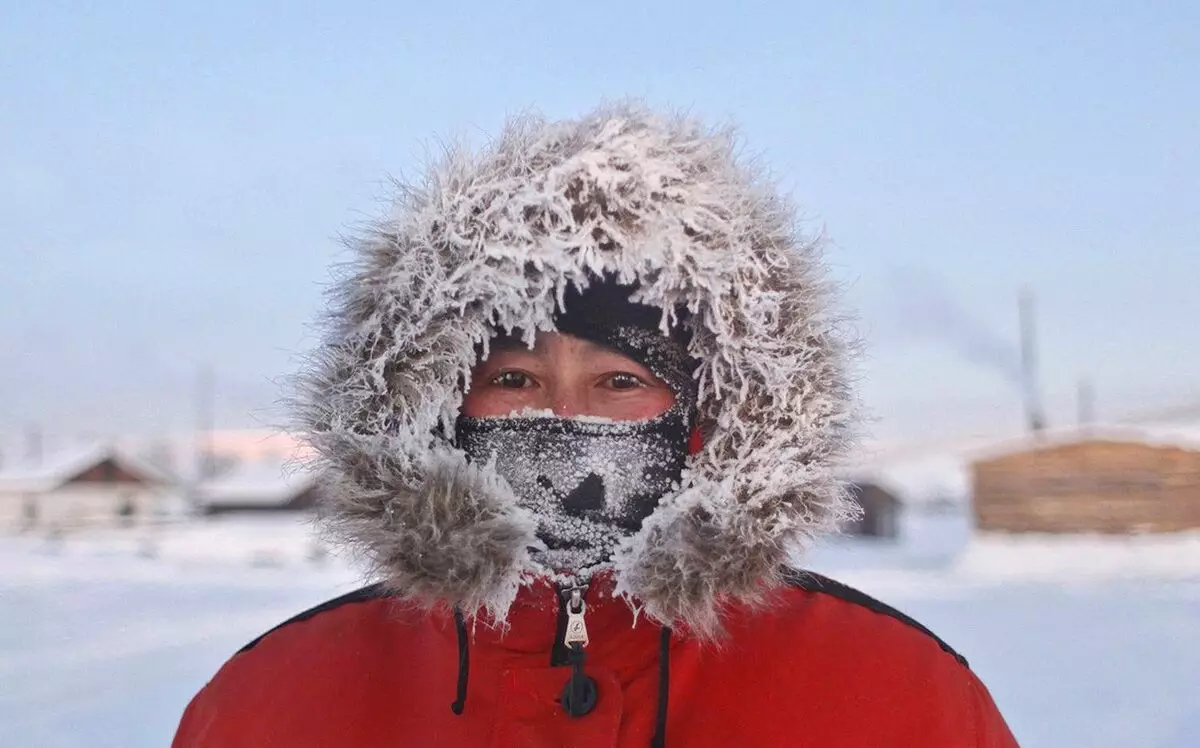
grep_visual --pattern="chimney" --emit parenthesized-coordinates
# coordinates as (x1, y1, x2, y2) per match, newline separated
(1018, 288, 1046, 435)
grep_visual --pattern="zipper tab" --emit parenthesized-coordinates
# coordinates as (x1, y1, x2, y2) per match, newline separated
(558, 585, 598, 717)
(563, 587, 589, 648)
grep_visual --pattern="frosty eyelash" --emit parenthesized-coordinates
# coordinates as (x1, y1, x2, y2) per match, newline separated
(489, 370, 538, 388)
(604, 372, 646, 390)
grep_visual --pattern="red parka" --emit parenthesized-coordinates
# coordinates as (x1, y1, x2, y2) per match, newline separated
(174, 571, 1017, 747)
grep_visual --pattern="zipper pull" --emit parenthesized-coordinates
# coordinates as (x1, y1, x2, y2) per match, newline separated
(559, 586, 597, 717)
(563, 587, 589, 648)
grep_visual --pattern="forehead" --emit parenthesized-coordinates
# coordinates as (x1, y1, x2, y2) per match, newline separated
(486, 332, 630, 361)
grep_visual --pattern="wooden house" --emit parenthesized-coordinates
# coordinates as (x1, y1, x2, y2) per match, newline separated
(970, 425, 1200, 534)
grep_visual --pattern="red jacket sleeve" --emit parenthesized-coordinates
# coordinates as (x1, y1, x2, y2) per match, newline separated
(969, 672, 1020, 747)
(172, 685, 215, 748)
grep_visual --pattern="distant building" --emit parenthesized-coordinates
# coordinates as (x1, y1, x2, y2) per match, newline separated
(970, 424, 1200, 534)
(193, 458, 321, 515)
(0, 445, 175, 531)
(844, 480, 901, 538)
(836, 458, 905, 537)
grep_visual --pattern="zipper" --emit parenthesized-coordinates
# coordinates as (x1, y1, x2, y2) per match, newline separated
(554, 583, 598, 717)
(564, 588, 590, 647)
(550, 583, 589, 666)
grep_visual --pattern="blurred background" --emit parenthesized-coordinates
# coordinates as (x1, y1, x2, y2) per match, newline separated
(1, 2, 1197, 746)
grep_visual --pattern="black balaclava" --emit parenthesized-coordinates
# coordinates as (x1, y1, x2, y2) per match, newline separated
(455, 280, 698, 575)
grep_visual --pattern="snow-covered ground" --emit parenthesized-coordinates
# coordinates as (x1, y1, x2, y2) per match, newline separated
(2, 512, 1198, 747)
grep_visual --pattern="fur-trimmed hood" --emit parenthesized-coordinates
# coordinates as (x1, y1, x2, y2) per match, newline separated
(296, 103, 858, 637)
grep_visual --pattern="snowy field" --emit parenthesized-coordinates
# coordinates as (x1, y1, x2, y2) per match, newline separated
(2, 512, 1198, 747)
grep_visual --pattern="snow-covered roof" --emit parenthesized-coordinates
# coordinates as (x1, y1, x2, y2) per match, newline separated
(969, 421, 1200, 464)
(192, 459, 318, 508)
(0, 444, 174, 494)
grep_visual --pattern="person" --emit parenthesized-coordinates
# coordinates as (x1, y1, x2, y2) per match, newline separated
(173, 103, 1019, 747)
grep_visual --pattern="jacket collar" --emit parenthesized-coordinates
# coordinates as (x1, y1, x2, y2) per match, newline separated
(435, 573, 657, 658)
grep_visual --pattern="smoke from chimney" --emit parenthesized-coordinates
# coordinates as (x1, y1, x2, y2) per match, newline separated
(881, 267, 1023, 385)
(880, 267, 1047, 433)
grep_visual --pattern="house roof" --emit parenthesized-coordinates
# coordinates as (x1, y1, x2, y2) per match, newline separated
(192, 458, 318, 508)
(0, 444, 173, 493)
(969, 420, 1200, 464)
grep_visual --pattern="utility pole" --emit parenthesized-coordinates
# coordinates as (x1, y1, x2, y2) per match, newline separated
(1018, 287, 1047, 435)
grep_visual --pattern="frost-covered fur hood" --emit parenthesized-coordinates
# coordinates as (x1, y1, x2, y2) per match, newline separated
(297, 103, 857, 637)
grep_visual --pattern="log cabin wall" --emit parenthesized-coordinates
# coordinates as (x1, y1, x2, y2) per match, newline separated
(971, 440, 1200, 534)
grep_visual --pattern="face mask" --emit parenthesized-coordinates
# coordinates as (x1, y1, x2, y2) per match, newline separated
(456, 411, 689, 573)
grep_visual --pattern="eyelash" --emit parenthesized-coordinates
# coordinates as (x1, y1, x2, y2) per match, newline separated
(491, 371, 534, 388)
(606, 373, 644, 390)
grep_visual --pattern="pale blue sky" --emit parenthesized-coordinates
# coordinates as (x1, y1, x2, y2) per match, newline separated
(2, 1, 1197, 445)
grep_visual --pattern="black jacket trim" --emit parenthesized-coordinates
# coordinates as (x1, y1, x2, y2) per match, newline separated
(233, 574, 968, 668)
(783, 568, 969, 668)
(237, 582, 390, 655)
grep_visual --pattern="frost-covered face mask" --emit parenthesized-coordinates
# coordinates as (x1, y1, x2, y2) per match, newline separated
(456, 278, 698, 573)
(456, 410, 690, 573)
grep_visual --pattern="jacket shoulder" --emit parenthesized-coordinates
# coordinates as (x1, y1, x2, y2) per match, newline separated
(172, 584, 411, 747)
(781, 568, 969, 667)
(236, 582, 391, 654)
(688, 571, 1018, 746)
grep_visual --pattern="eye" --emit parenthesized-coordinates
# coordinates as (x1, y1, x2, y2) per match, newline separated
(606, 373, 645, 391)
(491, 371, 535, 389)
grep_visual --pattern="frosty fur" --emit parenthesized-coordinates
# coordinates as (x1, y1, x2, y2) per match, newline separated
(295, 102, 858, 638)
